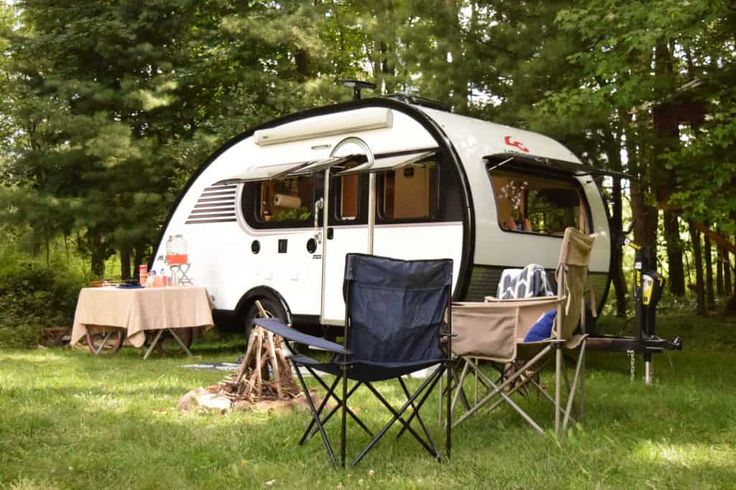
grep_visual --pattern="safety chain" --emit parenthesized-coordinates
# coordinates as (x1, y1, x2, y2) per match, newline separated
(627, 350, 636, 382)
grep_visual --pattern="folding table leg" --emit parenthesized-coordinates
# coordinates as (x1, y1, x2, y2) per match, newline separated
(143, 330, 164, 360)
(94, 332, 114, 355)
(167, 328, 193, 356)
(143, 329, 193, 359)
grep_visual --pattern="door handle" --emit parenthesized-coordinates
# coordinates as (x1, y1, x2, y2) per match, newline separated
(313, 198, 324, 244)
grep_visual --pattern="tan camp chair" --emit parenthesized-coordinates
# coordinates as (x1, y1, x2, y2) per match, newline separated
(451, 227, 596, 434)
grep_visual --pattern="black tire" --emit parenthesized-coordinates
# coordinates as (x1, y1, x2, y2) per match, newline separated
(242, 296, 288, 341)
(86, 331, 124, 354)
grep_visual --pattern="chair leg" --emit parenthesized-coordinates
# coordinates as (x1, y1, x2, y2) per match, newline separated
(396, 377, 438, 452)
(453, 347, 551, 428)
(301, 378, 372, 444)
(463, 359, 546, 434)
(446, 359, 452, 460)
(291, 360, 338, 467)
(356, 369, 444, 465)
(341, 365, 348, 468)
(562, 342, 586, 431)
(555, 344, 562, 435)
(451, 360, 471, 412)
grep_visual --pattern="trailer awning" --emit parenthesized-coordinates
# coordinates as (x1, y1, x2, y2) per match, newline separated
(484, 154, 632, 179)
(337, 148, 438, 176)
(214, 154, 363, 185)
(286, 154, 366, 177)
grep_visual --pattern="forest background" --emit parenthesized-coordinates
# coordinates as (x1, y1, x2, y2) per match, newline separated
(1, 0, 735, 346)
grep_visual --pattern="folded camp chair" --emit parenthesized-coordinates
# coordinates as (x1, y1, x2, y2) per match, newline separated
(254, 253, 453, 467)
(451, 227, 596, 434)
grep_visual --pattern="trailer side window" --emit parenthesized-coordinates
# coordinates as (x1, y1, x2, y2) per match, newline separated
(257, 175, 313, 224)
(338, 174, 359, 221)
(489, 169, 588, 235)
(380, 161, 438, 220)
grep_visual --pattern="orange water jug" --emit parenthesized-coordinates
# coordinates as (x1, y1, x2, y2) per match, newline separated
(165, 234, 188, 265)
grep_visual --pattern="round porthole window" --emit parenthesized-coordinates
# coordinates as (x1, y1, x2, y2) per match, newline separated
(251, 240, 260, 254)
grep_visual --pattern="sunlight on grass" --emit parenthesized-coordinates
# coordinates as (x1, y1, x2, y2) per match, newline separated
(1, 315, 735, 488)
(633, 440, 736, 469)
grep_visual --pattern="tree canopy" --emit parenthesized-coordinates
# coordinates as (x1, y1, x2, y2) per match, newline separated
(1, 0, 735, 313)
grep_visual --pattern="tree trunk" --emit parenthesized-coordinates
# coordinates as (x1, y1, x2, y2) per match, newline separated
(717, 246, 725, 296)
(120, 244, 132, 280)
(91, 251, 106, 279)
(704, 230, 714, 308)
(445, 0, 467, 112)
(689, 221, 706, 316)
(663, 211, 685, 295)
(604, 126, 627, 316)
(725, 247, 732, 296)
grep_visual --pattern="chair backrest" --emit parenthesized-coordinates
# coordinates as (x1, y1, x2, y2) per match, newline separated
(343, 254, 453, 364)
(555, 227, 595, 340)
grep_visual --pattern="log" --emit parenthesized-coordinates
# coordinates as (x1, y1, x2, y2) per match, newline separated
(207, 300, 300, 404)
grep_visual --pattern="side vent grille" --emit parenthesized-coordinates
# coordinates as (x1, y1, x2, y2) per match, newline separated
(186, 184, 238, 225)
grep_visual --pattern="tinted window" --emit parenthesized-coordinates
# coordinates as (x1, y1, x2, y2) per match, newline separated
(489, 169, 588, 235)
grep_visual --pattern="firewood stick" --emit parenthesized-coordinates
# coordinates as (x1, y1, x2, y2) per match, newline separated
(265, 331, 282, 398)
(254, 328, 263, 396)
(235, 325, 257, 385)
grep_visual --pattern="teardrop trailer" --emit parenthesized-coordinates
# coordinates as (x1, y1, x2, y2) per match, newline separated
(154, 96, 615, 338)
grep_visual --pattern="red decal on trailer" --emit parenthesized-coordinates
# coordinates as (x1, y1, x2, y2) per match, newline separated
(504, 136, 529, 153)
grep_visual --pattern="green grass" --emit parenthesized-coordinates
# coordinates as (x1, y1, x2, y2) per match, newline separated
(1, 315, 735, 489)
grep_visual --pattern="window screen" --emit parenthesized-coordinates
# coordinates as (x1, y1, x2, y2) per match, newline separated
(490, 169, 588, 235)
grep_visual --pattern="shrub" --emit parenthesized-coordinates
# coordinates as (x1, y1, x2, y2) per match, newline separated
(0, 252, 85, 348)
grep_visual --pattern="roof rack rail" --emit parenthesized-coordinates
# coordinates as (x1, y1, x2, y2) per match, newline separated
(384, 94, 451, 112)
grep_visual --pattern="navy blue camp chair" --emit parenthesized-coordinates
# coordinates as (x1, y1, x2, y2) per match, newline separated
(254, 253, 453, 467)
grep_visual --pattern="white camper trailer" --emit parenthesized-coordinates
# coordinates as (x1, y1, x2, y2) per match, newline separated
(154, 97, 611, 334)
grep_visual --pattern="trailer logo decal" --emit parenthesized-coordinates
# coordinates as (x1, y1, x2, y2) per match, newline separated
(504, 136, 529, 153)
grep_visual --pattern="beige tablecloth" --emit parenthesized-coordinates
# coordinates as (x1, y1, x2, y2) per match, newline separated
(70, 287, 214, 348)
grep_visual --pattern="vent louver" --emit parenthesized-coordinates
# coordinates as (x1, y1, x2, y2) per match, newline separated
(185, 184, 238, 225)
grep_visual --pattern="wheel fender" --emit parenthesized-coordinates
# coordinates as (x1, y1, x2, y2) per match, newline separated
(235, 286, 292, 324)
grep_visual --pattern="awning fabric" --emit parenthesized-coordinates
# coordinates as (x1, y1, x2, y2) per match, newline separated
(484, 154, 632, 179)
(287, 154, 365, 177)
(337, 149, 438, 176)
(215, 154, 364, 184)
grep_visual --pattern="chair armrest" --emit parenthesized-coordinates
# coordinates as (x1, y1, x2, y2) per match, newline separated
(482, 296, 564, 305)
(253, 318, 350, 355)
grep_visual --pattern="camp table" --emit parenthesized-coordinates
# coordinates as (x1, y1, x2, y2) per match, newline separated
(70, 286, 214, 358)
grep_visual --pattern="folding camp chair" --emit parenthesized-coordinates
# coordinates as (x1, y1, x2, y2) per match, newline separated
(254, 253, 453, 467)
(451, 227, 596, 434)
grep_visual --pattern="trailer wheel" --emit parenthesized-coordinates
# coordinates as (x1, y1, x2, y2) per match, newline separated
(243, 296, 287, 341)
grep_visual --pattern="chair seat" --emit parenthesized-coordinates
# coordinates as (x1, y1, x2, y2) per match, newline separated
(293, 354, 447, 382)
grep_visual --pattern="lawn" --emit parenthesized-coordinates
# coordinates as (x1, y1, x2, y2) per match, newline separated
(1, 314, 735, 489)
